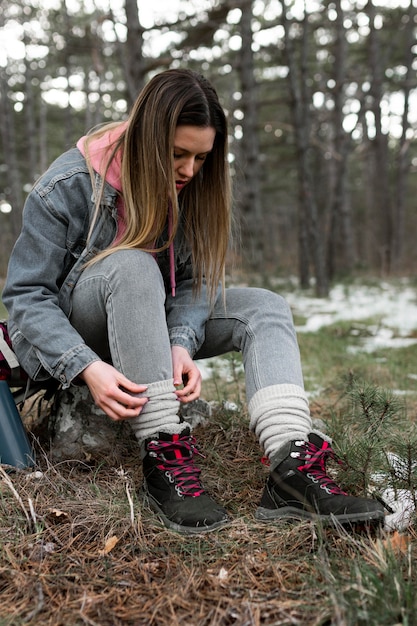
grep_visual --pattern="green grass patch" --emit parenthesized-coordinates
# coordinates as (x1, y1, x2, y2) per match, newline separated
(297, 322, 417, 402)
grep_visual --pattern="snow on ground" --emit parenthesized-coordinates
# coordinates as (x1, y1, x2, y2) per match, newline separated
(286, 280, 417, 352)
(198, 279, 417, 381)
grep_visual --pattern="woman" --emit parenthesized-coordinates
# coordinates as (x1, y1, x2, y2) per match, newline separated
(2, 69, 384, 534)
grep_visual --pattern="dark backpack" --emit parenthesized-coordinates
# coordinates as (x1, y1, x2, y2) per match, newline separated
(0, 321, 27, 386)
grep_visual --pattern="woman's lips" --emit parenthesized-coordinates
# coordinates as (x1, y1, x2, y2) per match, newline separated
(175, 180, 188, 191)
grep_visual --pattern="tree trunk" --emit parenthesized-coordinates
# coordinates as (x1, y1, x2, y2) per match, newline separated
(237, 0, 264, 269)
(0, 69, 23, 239)
(367, 0, 392, 274)
(282, 2, 328, 295)
(392, 2, 415, 271)
(23, 37, 38, 180)
(326, 0, 356, 279)
(39, 96, 48, 175)
(124, 0, 146, 106)
(62, 5, 74, 151)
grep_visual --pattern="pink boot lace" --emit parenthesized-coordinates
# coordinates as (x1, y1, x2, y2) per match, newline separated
(293, 439, 347, 496)
(147, 433, 205, 497)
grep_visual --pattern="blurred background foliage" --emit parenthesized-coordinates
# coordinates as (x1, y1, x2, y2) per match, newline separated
(0, 0, 416, 294)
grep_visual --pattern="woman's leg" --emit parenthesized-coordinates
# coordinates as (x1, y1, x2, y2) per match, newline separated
(195, 287, 311, 457)
(70, 250, 171, 382)
(70, 249, 184, 440)
(196, 287, 385, 525)
(70, 250, 228, 532)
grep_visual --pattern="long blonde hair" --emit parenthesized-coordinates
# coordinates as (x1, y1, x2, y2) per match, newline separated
(84, 69, 232, 302)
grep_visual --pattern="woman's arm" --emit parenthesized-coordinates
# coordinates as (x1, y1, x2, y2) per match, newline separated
(3, 154, 106, 386)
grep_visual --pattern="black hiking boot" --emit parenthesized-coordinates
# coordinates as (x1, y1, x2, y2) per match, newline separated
(255, 433, 385, 526)
(142, 429, 228, 534)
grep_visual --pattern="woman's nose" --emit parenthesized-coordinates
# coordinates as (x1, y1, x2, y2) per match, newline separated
(178, 158, 195, 178)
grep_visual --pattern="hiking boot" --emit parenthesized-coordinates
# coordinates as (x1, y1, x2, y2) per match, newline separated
(255, 432, 385, 526)
(142, 429, 228, 534)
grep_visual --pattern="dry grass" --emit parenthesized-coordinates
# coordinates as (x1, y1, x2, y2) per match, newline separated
(1, 401, 416, 626)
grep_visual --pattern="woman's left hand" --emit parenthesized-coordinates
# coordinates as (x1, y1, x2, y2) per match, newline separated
(171, 345, 202, 403)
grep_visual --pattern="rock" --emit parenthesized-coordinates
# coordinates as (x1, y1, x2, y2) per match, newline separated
(48, 385, 213, 461)
(48, 386, 133, 462)
(311, 418, 327, 434)
(180, 398, 212, 428)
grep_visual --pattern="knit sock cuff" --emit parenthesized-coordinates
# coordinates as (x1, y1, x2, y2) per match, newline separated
(248, 384, 311, 459)
(130, 378, 191, 443)
(248, 384, 308, 431)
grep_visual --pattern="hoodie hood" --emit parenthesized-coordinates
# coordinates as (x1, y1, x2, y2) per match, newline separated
(77, 122, 126, 193)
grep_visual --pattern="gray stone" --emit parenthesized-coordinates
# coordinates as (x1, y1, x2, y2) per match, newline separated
(180, 398, 212, 428)
(48, 385, 213, 461)
(311, 418, 328, 434)
(48, 385, 133, 461)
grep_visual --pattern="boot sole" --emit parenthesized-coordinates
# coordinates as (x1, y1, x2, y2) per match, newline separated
(255, 505, 385, 526)
(145, 493, 229, 535)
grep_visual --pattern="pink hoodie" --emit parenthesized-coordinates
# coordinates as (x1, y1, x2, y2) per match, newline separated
(77, 124, 176, 296)
(77, 123, 126, 245)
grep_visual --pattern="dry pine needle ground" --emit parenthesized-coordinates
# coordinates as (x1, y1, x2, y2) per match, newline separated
(0, 404, 416, 626)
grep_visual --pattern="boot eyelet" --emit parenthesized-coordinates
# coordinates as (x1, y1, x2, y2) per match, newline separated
(165, 471, 174, 483)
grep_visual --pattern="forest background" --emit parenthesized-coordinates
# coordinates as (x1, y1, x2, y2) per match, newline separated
(0, 0, 416, 296)
(1, 3, 417, 624)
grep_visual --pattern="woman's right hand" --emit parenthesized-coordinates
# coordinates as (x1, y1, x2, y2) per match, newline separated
(79, 361, 148, 421)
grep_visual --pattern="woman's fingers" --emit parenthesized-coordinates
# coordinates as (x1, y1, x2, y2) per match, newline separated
(80, 361, 149, 420)
(171, 345, 202, 403)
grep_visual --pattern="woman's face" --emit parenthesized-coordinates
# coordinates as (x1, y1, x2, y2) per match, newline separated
(173, 125, 216, 193)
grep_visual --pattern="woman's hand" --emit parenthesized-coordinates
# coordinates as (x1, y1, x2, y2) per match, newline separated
(171, 345, 202, 403)
(79, 361, 148, 421)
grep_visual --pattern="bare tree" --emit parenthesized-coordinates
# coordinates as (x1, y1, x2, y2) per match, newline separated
(23, 35, 38, 180)
(0, 69, 23, 239)
(326, 0, 356, 279)
(282, 2, 328, 296)
(0, 68, 23, 273)
(366, 0, 393, 274)
(392, 2, 416, 271)
(236, 0, 264, 268)
(123, 0, 147, 105)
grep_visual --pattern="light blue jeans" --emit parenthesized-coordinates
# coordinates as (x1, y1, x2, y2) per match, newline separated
(69, 249, 304, 405)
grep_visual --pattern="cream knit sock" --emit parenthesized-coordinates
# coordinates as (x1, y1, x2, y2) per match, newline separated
(248, 384, 312, 459)
(129, 378, 191, 443)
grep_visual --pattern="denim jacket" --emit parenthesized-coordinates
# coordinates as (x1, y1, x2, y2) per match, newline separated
(2, 148, 213, 388)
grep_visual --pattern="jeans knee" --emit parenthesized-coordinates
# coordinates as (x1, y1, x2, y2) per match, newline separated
(108, 249, 157, 273)
(264, 289, 292, 318)
(87, 249, 164, 296)
(239, 288, 293, 323)
(110, 249, 158, 274)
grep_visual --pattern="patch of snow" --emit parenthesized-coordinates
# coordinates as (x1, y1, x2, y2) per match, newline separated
(382, 488, 416, 531)
(372, 452, 417, 531)
(197, 356, 244, 382)
(197, 279, 417, 380)
(286, 281, 417, 353)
